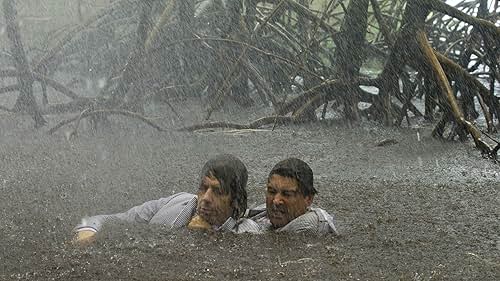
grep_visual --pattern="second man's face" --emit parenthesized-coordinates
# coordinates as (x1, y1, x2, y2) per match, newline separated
(196, 174, 233, 226)
(265, 174, 313, 228)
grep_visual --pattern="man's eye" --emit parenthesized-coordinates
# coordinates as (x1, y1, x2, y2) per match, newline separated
(212, 187, 224, 196)
(267, 188, 277, 195)
(282, 190, 297, 197)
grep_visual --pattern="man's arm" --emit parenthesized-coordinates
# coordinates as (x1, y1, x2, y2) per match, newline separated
(73, 193, 189, 243)
(277, 211, 320, 234)
(312, 207, 339, 235)
(277, 208, 339, 235)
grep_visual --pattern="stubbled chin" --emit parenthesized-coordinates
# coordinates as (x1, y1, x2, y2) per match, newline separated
(199, 211, 219, 226)
(198, 212, 210, 222)
(270, 221, 287, 228)
(269, 215, 287, 228)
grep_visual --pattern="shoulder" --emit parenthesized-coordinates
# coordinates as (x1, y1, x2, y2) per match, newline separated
(162, 192, 196, 202)
(147, 193, 197, 225)
(309, 207, 339, 235)
(281, 211, 319, 231)
(155, 192, 196, 206)
(235, 218, 264, 233)
(280, 208, 338, 235)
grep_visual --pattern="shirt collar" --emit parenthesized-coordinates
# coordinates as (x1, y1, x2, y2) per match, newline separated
(214, 217, 237, 231)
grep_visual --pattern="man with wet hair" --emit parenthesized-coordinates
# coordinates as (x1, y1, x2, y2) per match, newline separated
(250, 158, 338, 235)
(74, 154, 260, 244)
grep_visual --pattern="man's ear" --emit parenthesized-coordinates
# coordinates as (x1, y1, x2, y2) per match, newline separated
(305, 195, 314, 207)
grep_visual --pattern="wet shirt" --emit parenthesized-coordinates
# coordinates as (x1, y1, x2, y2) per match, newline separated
(75, 192, 261, 234)
(249, 206, 338, 235)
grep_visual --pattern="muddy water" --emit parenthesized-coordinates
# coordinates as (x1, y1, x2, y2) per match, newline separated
(0, 104, 499, 280)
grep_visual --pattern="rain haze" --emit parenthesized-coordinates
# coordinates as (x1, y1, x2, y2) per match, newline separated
(0, 0, 499, 280)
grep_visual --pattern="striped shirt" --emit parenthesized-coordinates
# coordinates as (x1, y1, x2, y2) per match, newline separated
(249, 205, 338, 235)
(75, 192, 261, 234)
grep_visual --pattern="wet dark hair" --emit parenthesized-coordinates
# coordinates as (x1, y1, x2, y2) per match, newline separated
(268, 158, 317, 197)
(199, 154, 248, 218)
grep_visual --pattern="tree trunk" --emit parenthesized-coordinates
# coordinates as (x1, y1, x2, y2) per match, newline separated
(227, 0, 254, 108)
(3, 0, 46, 128)
(333, 0, 369, 124)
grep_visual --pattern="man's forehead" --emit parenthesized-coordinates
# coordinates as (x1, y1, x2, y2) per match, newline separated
(268, 175, 299, 190)
(202, 175, 221, 186)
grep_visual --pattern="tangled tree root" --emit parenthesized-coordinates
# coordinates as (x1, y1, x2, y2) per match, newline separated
(48, 109, 165, 135)
(178, 116, 298, 131)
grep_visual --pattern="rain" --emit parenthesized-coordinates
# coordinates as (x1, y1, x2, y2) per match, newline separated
(1, 0, 499, 280)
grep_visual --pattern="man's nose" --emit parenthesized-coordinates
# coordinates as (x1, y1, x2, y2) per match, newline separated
(273, 193, 285, 206)
(201, 188, 215, 203)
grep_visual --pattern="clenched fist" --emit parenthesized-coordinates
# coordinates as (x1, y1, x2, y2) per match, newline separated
(73, 228, 97, 245)
(187, 215, 212, 230)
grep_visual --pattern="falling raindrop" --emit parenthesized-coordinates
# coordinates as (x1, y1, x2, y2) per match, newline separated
(98, 78, 106, 89)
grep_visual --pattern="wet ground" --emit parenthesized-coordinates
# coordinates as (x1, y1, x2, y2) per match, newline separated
(0, 99, 499, 280)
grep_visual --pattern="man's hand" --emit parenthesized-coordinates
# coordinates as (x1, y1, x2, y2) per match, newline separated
(187, 215, 212, 230)
(73, 229, 97, 245)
